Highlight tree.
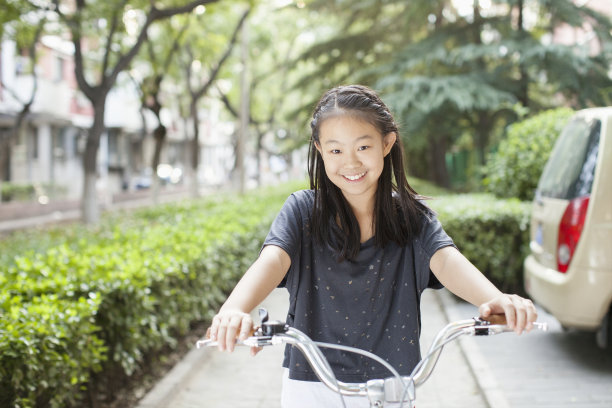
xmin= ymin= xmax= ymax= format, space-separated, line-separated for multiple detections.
xmin=0 ymin=5 xmax=46 ymax=189
xmin=51 ymin=0 xmax=221 ymax=224
xmin=180 ymin=5 xmax=250 ymax=197
xmin=216 ymin=2 xmax=307 ymax=187
xmin=135 ymin=18 xmax=189 ymax=203
xmin=290 ymin=0 xmax=612 ymax=187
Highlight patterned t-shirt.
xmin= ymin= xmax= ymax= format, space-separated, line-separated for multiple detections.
xmin=263 ymin=189 xmax=454 ymax=382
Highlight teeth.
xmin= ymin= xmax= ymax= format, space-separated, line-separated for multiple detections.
xmin=345 ymin=172 xmax=365 ymax=181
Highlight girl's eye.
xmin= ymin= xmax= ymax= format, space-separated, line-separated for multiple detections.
xmin=358 ymin=146 xmax=369 ymax=151
xmin=330 ymin=149 xmax=341 ymax=154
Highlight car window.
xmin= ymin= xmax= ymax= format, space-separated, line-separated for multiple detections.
xmin=537 ymin=117 xmax=601 ymax=200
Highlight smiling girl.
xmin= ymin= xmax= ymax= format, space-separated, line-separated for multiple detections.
xmin=207 ymin=84 xmax=537 ymax=407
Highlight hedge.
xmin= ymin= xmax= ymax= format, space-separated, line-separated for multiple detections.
xmin=483 ymin=108 xmax=574 ymax=201
xmin=0 ymin=182 xmax=302 ymax=408
xmin=430 ymin=193 xmax=532 ymax=294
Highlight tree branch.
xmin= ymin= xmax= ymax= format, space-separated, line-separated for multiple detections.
xmin=194 ymin=8 xmax=250 ymax=100
xmin=101 ymin=0 xmax=127 ymax=80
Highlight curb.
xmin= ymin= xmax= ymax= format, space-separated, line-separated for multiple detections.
xmin=435 ymin=289 xmax=511 ymax=408
xmin=135 ymin=344 xmax=212 ymax=408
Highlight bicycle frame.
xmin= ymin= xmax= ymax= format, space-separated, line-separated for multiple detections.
xmin=197 ymin=310 xmax=547 ymax=408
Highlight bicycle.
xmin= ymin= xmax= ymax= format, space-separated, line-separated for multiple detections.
xmin=197 ymin=309 xmax=548 ymax=408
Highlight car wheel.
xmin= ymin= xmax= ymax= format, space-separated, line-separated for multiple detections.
xmin=595 ymin=307 xmax=612 ymax=349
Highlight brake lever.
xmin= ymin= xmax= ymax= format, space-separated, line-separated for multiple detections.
xmin=471 ymin=317 xmax=548 ymax=336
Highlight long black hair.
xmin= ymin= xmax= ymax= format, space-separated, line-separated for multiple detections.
xmin=308 ymin=84 xmax=431 ymax=261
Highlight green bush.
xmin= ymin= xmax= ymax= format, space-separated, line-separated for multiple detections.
xmin=1 ymin=183 xmax=36 ymax=202
xmin=0 ymin=182 xmax=68 ymax=202
xmin=0 ymin=182 xmax=301 ymax=407
xmin=430 ymin=194 xmax=531 ymax=294
xmin=483 ymin=108 xmax=574 ymax=201
xmin=0 ymin=295 xmax=104 ymax=408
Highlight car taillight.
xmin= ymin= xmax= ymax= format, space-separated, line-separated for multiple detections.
xmin=557 ymin=195 xmax=590 ymax=273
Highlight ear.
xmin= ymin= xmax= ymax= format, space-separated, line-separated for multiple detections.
xmin=383 ymin=132 xmax=397 ymax=157
xmin=314 ymin=141 xmax=322 ymax=154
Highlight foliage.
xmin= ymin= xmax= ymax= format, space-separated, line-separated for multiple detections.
xmin=482 ymin=107 xmax=574 ymax=201
xmin=0 ymin=182 xmax=68 ymax=202
xmin=289 ymin=0 xmax=612 ymax=187
xmin=430 ymin=194 xmax=532 ymax=294
xmin=0 ymin=182 xmax=299 ymax=407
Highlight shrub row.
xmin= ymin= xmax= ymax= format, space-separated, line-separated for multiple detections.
xmin=482 ymin=107 xmax=574 ymax=201
xmin=430 ymin=193 xmax=532 ymax=294
xmin=0 ymin=183 xmax=300 ymax=408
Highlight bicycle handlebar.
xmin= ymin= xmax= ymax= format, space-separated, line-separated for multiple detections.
xmin=197 ymin=310 xmax=547 ymax=407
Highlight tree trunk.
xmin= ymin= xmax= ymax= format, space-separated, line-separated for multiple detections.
xmin=475 ymin=111 xmax=493 ymax=166
xmin=81 ymin=100 xmax=106 ymax=224
xmin=516 ymin=0 xmax=529 ymax=107
xmin=189 ymin=99 xmax=200 ymax=198
xmin=151 ymin=124 xmax=166 ymax=204
xmin=428 ymin=135 xmax=450 ymax=188
xmin=235 ymin=19 xmax=249 ymax=194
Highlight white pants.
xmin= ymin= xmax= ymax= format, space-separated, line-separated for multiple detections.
xmin=280 ymin=369 xmax=409 ymax=408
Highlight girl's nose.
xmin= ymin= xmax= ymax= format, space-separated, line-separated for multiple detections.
xmin=344 ymin=150 xmax=361 ymax=167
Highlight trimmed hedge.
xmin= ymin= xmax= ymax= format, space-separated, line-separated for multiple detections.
xmin=0 ymin=183 xmax=302 ymax=408
xmin=430 ymin=193 xmax=531 ymax=294
xmin=483 ymin=108 xmax=574 ymax=201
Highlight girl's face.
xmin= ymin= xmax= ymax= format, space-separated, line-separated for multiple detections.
xmin=315 ymin=115 xmax=396 ymax=205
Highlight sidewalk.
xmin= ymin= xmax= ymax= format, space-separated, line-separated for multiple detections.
xmin=0 ymin=187 xmax=192 ymax=234
xmin=136 ymin=288 xmax=504 ymax=408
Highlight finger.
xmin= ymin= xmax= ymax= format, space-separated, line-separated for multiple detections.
xmin=250 ymin=346 xmax=263 ymax=356
xmin=208 ymin=315 xmax=221 ymax=340
xmin=479 ymin=303 xmax=491 ymax=318
xmin=502 ymin=299 xmax=517 ymax=331
xmin=511 ymin=295 xmax=527 ymax=335
xmin=524 ymin=299 xmax=538 ymax=332
xmin=226 ymin=315 xmax=243 ymax=352
xmin=216 ymin=317 xmax=228 ymax=351
xmin=238 ymin=315 xmax=253 ymax=340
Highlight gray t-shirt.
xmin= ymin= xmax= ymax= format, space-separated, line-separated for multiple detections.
xmin=263 ymin=189 xmax=454 ymax=382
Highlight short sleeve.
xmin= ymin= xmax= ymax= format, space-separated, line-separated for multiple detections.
xmin=262 ymin=191 xmax=311 ymax=288
xmin=414 ymin=212 xmax=455 ymax=292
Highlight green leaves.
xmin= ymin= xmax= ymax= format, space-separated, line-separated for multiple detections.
xmin=483 ymin=107 xmax=574 ymax=201
xmin=0 ymin=181 xmax=300 ymax=407
xmin=430 ymin=193 xmax=532 ymax=293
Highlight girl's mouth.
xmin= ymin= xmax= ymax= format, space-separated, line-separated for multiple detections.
xmin=343 ymin=172 xmax=367 ymax=181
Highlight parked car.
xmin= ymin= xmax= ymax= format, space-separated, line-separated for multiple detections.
xmin=524 ymin=107 xmax=612 ymax=348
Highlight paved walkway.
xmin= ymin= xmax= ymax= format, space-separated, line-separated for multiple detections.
xmin=136 ymin=288 xmax=502 ymax=408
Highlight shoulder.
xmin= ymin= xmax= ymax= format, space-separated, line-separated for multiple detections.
xmin=276 ymin=189 xmax=315 ymax=221
xmin=285 ymin=189 xmax=315 ymax=211
xmin=290 ymin=189 xmax=314 ymax=203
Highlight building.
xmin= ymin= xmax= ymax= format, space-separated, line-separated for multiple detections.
xmin=0 ymin=32 xmax=237 ymax=205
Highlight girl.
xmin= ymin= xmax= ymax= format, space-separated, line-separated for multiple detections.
xmin=208 ymin=84 xmax=537 ymax=407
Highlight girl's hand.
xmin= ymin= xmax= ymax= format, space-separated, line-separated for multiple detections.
xmin=207 ymin=310 xmax=260 ymax=355
xmin=478 ymin=294 xmax=538 ymax=335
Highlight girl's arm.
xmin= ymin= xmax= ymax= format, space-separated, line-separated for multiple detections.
xmin=208 ymin=244 xmax=291 ymax=352
xmin=430 ymin=246 xmax=537 ymax=334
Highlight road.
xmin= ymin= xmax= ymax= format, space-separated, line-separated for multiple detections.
xmin=452 ymin=298 xmax=612 ymax=408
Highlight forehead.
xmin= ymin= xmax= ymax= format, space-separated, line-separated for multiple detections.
xmin=318 ymin=114 xmax=382 ymax=144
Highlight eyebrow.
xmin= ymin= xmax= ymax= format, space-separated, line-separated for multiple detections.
xmin=322 ymin=135 xmax=374 ymax=145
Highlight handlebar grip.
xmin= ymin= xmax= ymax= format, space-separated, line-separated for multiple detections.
xmin=479 ymin=314 xmax=507 ymax=325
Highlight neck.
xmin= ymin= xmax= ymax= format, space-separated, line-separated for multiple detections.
xmin=343 ymin=192 xmax=376 ymax=243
